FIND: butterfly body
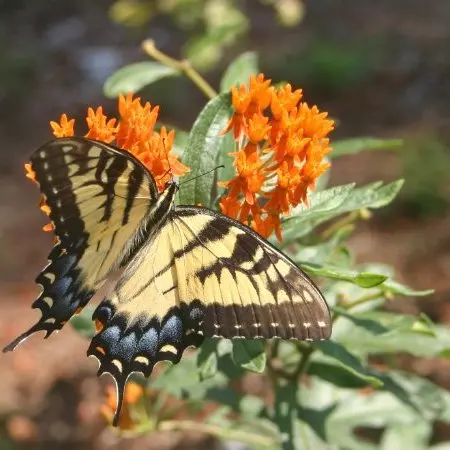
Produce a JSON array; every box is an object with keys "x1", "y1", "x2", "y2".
[{"x1": 3, "y1": 137, "x2": 331, "y2": 425}]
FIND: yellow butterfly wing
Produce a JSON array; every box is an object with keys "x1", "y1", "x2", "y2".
[
  {"x1": 4, "y1": 137, "x2": 158, "y2": 350},
  {"x1": 89, "y1": 206, "x2": 331, "y2": 424}
]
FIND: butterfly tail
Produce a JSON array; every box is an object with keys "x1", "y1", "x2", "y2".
[
  {"x1": 2, "y1": 320, "x2": 50, "y2": 353},
  {"x1": 112, "y1": 375, "x2": 127, "y2": 427}
]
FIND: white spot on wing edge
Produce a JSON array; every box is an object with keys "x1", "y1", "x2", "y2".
[
  {"x1": 111, "y1": 359, "x2": 123, "y2": 373},
  {"x1": 160, "y1": 344, "x2": 177, "y2": 354},
  {"x1": 134, "y1": 356, "x2": 150, "y2": 365}
]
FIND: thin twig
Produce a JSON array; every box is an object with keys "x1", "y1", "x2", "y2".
[
  {"x1": 141, "y1": 39, "x2": 218, "y2": 100},
  {"x1": 338, "y1": 290, "x2": 385, "y2": 311},
  {"x1": 321, "y1": 208, "x2": 371, "y2": 240},
  {"x1": 159, "y1": 420, "x2": 276, "y2": 447}
]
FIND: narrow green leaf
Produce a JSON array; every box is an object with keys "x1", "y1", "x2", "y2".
[
  {"x1": 300, "y1": 263, "x2": 387, "y2": 288},
  {"x1": 178, "y1": 92, "x2": 232, "y2": 207},
  {"x1": 232, "y1": 340, "x2": 266, "y2": 373},
  {"x1": 381, "y1": 279, "x2": 434, "y2": 297},
  {"x1": 290, "y1": 226, "x2": 353, "y2": 266},
  {"x1": 373, "y1": 370, "x2": 446, "y2": 419},
  {"x1": 341, "y1": 179, "x2": 404, "y2": 211},
  {"x1": 220, "y1": 51, "x2": 259, "y2": 92},
  {"x1": 103, "y1": 62, "x2": 180, "y2": 98},
  {"x1": 331, "y1": 137, "x2": 404, "y2": 158},
  {"x1": 70, "y1": 307, "x2": 95, "y2": 338},
  {"x1": 313, "y1": 341, "x2": 383, "y2": 388},
  {"x1": 333, "y1": 311, "x2": 445, "y2": 358},
  {"x1": 280, "y1": 180, "x2": 404, "y2": 245},
  {"x1": 331, "y1": 306, "x2": 389, "y2": 334}
]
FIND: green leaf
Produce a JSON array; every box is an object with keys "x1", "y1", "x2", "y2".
[
  {"x1": 300, "y1": 263, "x2": 387, "y2": 288},
  {"x1": 220, "y1": 51, "x2": 259, "y2": 92},
  {"x1": 340, "y1": 179, "x2": 404, "y2": 211},
  {"x1": 197, "y1": 339, "x2": 219, "y2": 381},
  {"x1": 274, "y1": 382, "x2": 299, "y2": 450},
  {"x1": 70, "y1": 307, "x2": 95, "y2": 338},
  {"x1": 431, "y1": 443, "x2": 450, "y2": 450},
  {"x1": 279, "y1": 180, "x2": 403, "y2": 244},
  {"x1": 381, "y1": 279, "x2": 434, "y2": 297},
  {"x1": 380, "y1": 422, "x2": 431, "y2": 450},
  {"x1": 290, "y1": 226, "x2": 353, "y2": 266},
  {"x1": 232, "y1": 340, "x2": 266, "y2": 373},
  {"x1": 331, "y1": 137, "x2": 404, "y2": 158},
  {"x1": 313, "y1": 341, "x2": 383, "y2": 388},
  {"x1": 331, "y1": 306, "x2": 389, "y2": 334},
  {"x1": 103, "y1": 62, "x2": 180, "y2": 98},
  {"x1": 326, "y1": 391, "x2": 425, "y2": 450},
  {"x1": 178, "y1": 92, "x2": 232, "y2": 207},
  {"x1": 172, "y1": 128, "x2": 189, "y2": 159},
  {"x1": 151, "y1": 351, "x2": 233, "y2": 400},
  {"x1": 333, "y1": 311, "x2": 447, "y2": 358},
  {"x1": 374, "y1": 370, "x2": 447, "y2": 420},
  {"x1": 216, "y1": 130, "x2": 235, "y2": 199}
]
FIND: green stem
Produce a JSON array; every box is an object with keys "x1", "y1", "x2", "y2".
[
  {"x1": 141, "y1": 39, "x2": 218, "y2": 100},
  {"x1": 321, "y1": 208, "x2": 371, "y2": 240},
  {"x1": 294, "y1": 342, "x2": 314, "y2": 379},
  {"x1": 266, "y1": 341, "x2": 314, "y2": 383},
  {"x1": 333, "y1": 290, "x2": 385, "y2": 322},
  {"x1": 159, "y1": 420, "x2": 276, "y2": 447}
]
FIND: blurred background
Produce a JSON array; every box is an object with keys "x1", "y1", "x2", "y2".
[{"x1": 0, "y1": 0, "x2": 449, "y2": 449}]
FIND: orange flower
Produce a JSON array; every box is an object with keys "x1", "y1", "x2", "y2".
[
  {"x1": 219, "y1": 74, "x2": 334, "y2": 241},
  {"x1": 29, "y1": 94, "x2": 190, "y2": 232},
  {"x1": 100, "y1": 382, "x2": 145, "y2": 429},
  {"x1": 50, "y1": 113, "x2": 75, "y2": 138},
  {"x1": 85, "y1": 107, "x2": 117, "y2": 143},
  {"x1": 224, "y1": 74, "x2": 273, "y2": 138},
  {"x1": 48, "y1": 93, "x2": 188, "y2": 190}
]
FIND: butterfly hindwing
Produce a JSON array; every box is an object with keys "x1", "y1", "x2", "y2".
[
  {"x1": 88, "y1": 206, "x2": 331, "y2": 423},
  {"x1": 4, "y1": 138, "x2": 158, "y2": 350}
]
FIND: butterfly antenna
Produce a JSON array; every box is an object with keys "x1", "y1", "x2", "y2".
[{"x1": 179, "y1": 165, "x2": 224, "y2": 186}]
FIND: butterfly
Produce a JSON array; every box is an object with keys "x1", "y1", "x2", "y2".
[{"x1": 3, "y1": 137, "x2": 331, "y2": 425}]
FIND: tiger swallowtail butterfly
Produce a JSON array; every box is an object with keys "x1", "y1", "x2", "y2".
[{"x1": 3, "y1": 137, "x2": 331, "y2": 425}]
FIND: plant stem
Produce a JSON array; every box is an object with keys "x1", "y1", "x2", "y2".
[
  {"x1": 294, "y1": 342, "x2": 314, "y2": 379},
  {"x1": 266, "y1": 341, "x2": 314, "y2": 383},
  {"x1": 159, "y1": 419, "x2": 276, "y2": 447},
  {"x1": 334, "y1": 290, "x2": 385, "y2": 320},
  {"x1": 321, "y1": 208, "x2": 371, "y2": 240},
  {"x1": 141, "y1": 39, "x2": 218, "y2": 100}
]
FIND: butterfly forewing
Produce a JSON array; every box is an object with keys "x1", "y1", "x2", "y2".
[{"x1": 3, "y1": 138, "x2": 158, "y2": 350}]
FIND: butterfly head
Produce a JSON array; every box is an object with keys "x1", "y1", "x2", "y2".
[{"x1": 164, "y1": 180, "x2": 179, "y2": 193}]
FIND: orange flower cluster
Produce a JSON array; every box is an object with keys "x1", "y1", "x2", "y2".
[
  {"x1": 100, "y1": 382, "x2": 145, "y2": 429},
  {"x1": 220, "y1": 74, "x2": 334, "y2": 241},
  {"x1": 29, "y1": 94, "x2": 189, "y2": 232},
  {"x1": 49, "y1": 93, "x2": 189, "y2": 191}
]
